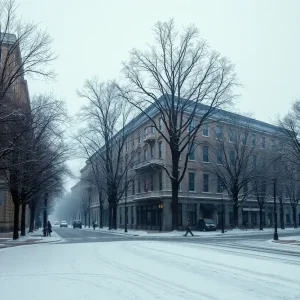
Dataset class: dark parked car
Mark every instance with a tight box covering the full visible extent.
[198,218,217,231]
[73,220,82,229]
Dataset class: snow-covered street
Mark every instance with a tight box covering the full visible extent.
[0,240,300,300]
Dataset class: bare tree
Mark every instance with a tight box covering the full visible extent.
[0,0,56,103]
[251,157,271,230]
[285,165,300,229]
[121,19,238,230]
[210,121,257,227]
[1,93,69,239]
[77,79,136,229]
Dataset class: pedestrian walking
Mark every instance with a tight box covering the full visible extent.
[47,220,52,237]
[184,219,194,236]
[92,220,97,230]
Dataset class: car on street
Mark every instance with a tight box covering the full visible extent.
[198,218,217,231]
[60,221,68,228]
[73,220,82,229]
[54,221,59,225]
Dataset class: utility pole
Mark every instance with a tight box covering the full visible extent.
[273,178,279,240]
[43,192,48,237]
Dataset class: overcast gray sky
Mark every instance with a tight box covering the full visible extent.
[17,0,300,189]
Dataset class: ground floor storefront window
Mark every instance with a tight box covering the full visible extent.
[136,204,161,229]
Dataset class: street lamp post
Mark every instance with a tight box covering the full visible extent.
[273,178,279,240]
[221,192,225,234]
[124,175,128,233]
[158,202,164,232]
[43,192,48,237]
[87,186,92,228]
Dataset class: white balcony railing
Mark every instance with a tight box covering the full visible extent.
[143,133,156,143]
[134,158,164,171]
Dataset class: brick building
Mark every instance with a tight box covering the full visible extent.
[0,33,31,232]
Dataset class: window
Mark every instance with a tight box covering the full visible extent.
[229,130,236,143]
[270,139,276,151]
[261,137,266,149]
[188,143,195,161]
[252,155,257,167]
[119,207,122,224]
[151,126,155,134]
[241,133,246,145]
[131,206,134,225]
[251,134,256,147]
[159,172,163,190]
[286,213,290,224]
[189,119,195,132]
[144,149,148,161]
[150,175,154,191]
[138,152,141,163]
[126,142,129,151]
[217,176,223,193]
[131,138,135,148]
[178,204,182,226]
[138,131,142,144]
[150,144,154,158]
[243,183,248,195]
[189,172,195,191]
[138,179,141,193]
[202,124,209,137]
[144,127,148,139]
[215,126,222,140]
[158,141,163,159]
[144,178,148,192]
[217,148,223,165]
[132,180,135,195]
[203,146,209,163]
[178,170,181,191]
[230,151,235,166]
[203,173,209,192]
[159,117,163,131]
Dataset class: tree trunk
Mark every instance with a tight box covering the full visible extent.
[112,201,117,229]
[279,200,285,229]
[259,206,263,231]
[99,203,103,228]
[20,202,26,236]
[13,203,20,240]
[29,204,36,233]
[171,149,179,231]
[292,206,297,229]
[233,198,239,228]
[171,180,179,231]
[85,213,87,228]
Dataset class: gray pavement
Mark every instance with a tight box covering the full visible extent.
[54,225,300,247]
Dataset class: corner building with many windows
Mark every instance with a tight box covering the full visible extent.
[76,100,300,231]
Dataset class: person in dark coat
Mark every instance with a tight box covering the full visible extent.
[184,219,194,236]
[47,221,52,237]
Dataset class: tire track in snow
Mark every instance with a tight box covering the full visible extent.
[92,242,220,300]
[124,242,300,300]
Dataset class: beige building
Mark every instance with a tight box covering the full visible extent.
[73,102,300,231]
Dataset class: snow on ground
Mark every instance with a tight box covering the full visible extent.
[8,229,62,243]
[0,240,300,300]
[81,225,300,238]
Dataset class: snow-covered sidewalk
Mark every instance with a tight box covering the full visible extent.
[0,229,62,249]
[81,225,300,238]
[0,240,299,299]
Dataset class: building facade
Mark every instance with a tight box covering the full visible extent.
[0,33,31,232]
[72,102,300,231]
